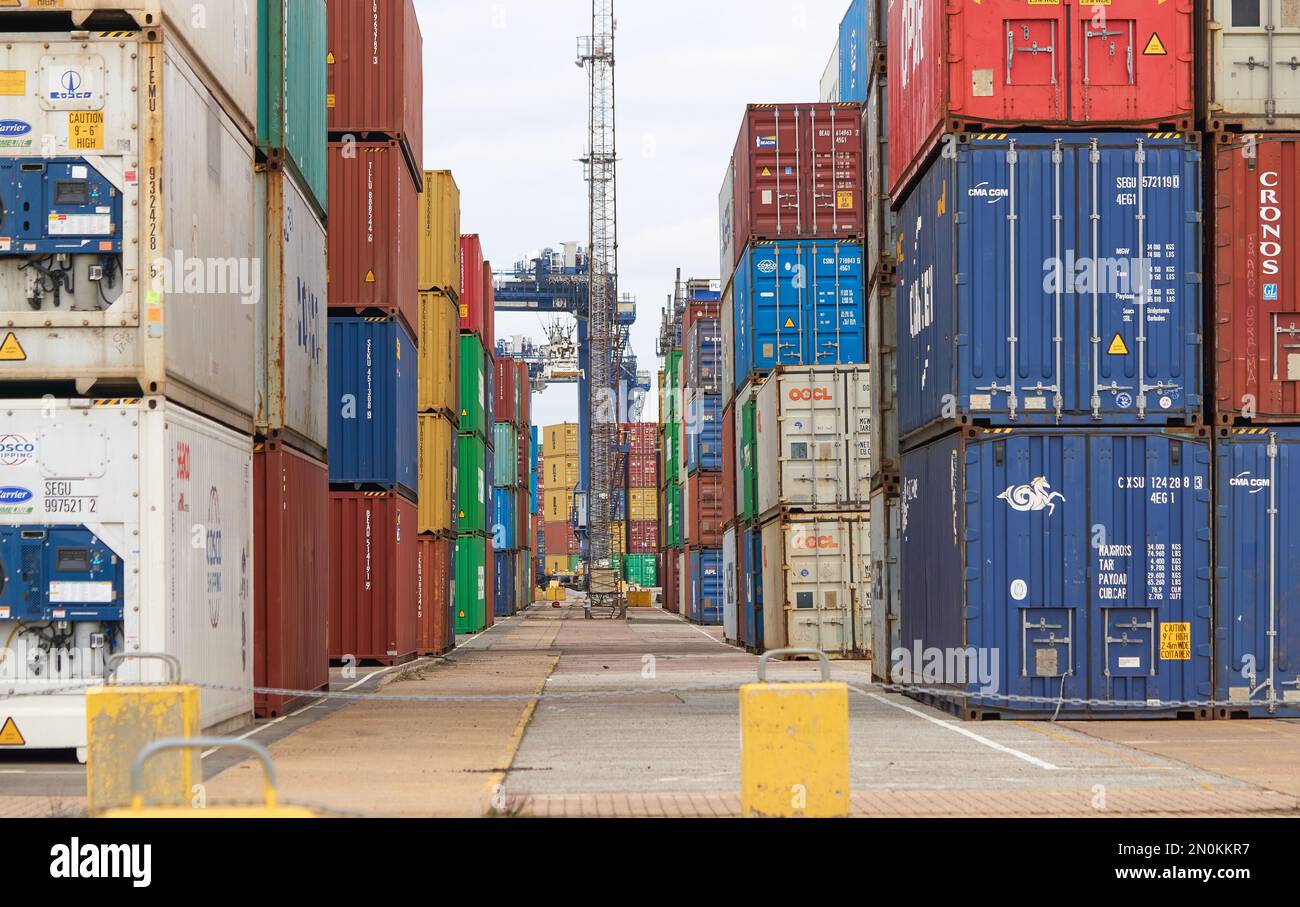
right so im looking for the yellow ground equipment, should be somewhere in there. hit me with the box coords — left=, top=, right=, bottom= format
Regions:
left=739, top=648, right=849, bottom=818
left=98, top=738, right=316, bottom=818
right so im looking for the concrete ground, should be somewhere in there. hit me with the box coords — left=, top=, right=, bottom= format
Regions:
left=2, top=599, right=1299, bottom=818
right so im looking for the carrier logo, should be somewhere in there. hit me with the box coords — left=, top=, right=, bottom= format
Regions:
left=0, top=486, right=34, bottom=515
left=998, top=477, right=1065, bottom=516
left=0, top=120, right=32, bottom=137
left=0, top=435, right=35, bottom=467
left=1230, top=471, right=1269, bottom=494
left=51, top=70, right=92, bottom=100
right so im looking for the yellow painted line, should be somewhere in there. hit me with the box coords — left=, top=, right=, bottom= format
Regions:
left=482, top=654, right=560, bottom=796
left=1011, top=721, right=1216, bottom=791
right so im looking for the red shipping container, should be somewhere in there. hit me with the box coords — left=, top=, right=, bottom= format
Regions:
left=328, top=491, right=418, bottom=664
left=721, top=400, right=736, bottom=528
left=254, top=442, right=329, bottom=718
left=628, top=451, right=657, bottom=489
left=328, top=141, right=418, bottom=334
left=1213, top=133, right=1300, bottom=423
left=628, top=520, right=658, bottom=553
left=682, top=300, right=721, bottom=335
left=517, top=494, right=529, bottom=550
left=545, top=521, right=579, bottom=555
left=684, top=472, right=725, bottom=548
left=483, top=536, right=496, bottom=629
left=517, top=360, right=532, bottom=428
left=494, top=356, right=518, bottom=423
left=459, top=235, right=486, bottom=337
left=416, top=536, right=454, bottom=656
left=729, top=103, right=864, bottom=267
left=482, top=260, right=496, bottom=354
left=327, top=0, right=424, bottom=188
left=888, top=0, right=1195, bottom=202
left=663, top=551, right=678, bottom=614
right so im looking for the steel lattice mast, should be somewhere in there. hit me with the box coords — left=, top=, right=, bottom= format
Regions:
left=577, top=0, right=618, bottom=569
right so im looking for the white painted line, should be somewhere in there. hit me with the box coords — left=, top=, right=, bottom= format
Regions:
left=862, top=692, right=1061, bottom=771
left=0, top=769, right=83, bottom=775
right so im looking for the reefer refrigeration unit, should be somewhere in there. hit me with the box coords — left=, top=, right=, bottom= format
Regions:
left=0, top=399, right=254, bottom=755
left=895, top=132, right=1203, bottom=443
left=899, top=427, right=1212, bottom=719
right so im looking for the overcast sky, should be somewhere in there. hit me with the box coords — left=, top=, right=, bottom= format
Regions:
left=417, top=0, right=846, bottom=428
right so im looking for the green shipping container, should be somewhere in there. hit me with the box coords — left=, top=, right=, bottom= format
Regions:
left=664, top=421, right=680, bottom=487
left=456, top=535, right=489, bottom=634
left=740, top=396, right=758, bottom=523
left=665, top=349, right=683, bottom=423
left=624, top=554, right=657, bottom=587
left=459, top=334, right=488, bottom=439
left=492, top=422, right=519, bottom=487
left=458, top=434, right=489, bottom=534
left=664, top=482, right=682, bottom=548
left=516, top=550, right=532, bottom=607
left=258, top=0, right=328, bottom=219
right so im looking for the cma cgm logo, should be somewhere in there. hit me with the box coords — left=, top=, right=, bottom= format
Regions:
left=51, top=70, right=92, bottom=100
left=0, top=435, right=35, bottom=467
left=788, top=387, right=832, bottom=402
left=0, top=120, right=32, bottom=137
left=899, top=0, right=926, bottom=90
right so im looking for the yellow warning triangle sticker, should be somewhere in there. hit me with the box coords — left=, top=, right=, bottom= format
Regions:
left=761, top=167, right=772, bottom=177
left=0, top=333, right=25, bottom=361
left=784, top=317, right=796, bottom=329
left=0, top=717, right=25, bottom=746
left=365, top=270, right=376, bottom=283
left=326, top=51, right=335, bottom=64
left=1143, top=33, right=1167, bottom=56
left=1108, top=333, right=1130, bottom=356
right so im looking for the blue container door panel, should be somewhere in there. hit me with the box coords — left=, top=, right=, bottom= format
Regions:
left=493, top=488, right=513, bottom=551
left=899, top=432, right=965, bottom=655
left=687, top=394, right=722, bottom=472
left=744, top=529, right=763, bottom=649
left=1216, top=430, right=1300, bottom=715
left=494, top=553, right=515, bottom=617
left=809, top=242, right=865, bottom=365
left=747, top=243, right=809, bottom=378
left=691, top=549, right=723, bottom=626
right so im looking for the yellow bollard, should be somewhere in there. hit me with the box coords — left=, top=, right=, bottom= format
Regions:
left=627, top=590, right=653, bottom=607
left=98, top=738, right=316, bottom=818
left=739, top=648, right=850, bottom=818
left=86, top=653, right=200, bottom=815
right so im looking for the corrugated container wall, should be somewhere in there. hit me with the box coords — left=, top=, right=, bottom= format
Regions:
left=900, top=429, right=1212, bottom=718
left=895, top=133, right=1202, bottom=441
left=739, top=528, right=764, bottom=651
left=887, top=0, right=1195, bottom=200
left=837, top=0, right=870, bottom=104
left=731, top=241, right=866, bottom=392
left=419, top=171, right=462, bottom=296
left=329, top=492, right=418, bottom=664
left=684, top=473, right=725, bottom=547
left=257, top=165, right=328, bottom=460
left=1212, top=134, right=1300, bottom=423
left=494, top=357, right=519, bottom=424
left=870, top=488, right=902, bottom=680
left=0, top=35, right=258, bottom=431
left=418, top=291, right=460, bottom=419
left=493, top=422, right=520, bottom=488
left=328, top=141, right=419, bottom=333
left=418, top=414, right=456, bottom=536
left=865, top=67, right=894, bottom=287
left=327, top=0, right=424, bottom=186
left=328, top=318, right=418, bottom=499
left=1205, top=0, right=1300, bottom=130
left=685, top=390, right=723, bottom=473
left=1215, top=429, right=1300, bottom=717
left=727, top=103, right=865, bottom=265
left=458, top=434, right=490, bottom=535
left=456, top=535, right=491, bottom=634
left=722, top=529, right=739, bottom=642
left=459, top=333, right=489, bottom=438
left=258, top=0, right=328, bottom=218
left=686, top=317, right=722, bottom=393
left=416, top=537, right=455, bottom=656
left=755, top=366, right=872, bottom=519
left=254, top=441, right=329, bottom=717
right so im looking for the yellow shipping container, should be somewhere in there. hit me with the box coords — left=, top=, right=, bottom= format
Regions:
left=542, top=423, right=580, bottom=458
left=545, top=454, right=580, bottom=491
left=544, top=490, right=571, bottom=522
left=418, top=170, right=461, bottom=295
left=546, top=556, right=575, bottom=577
left=417, top=413, right=456, bottom=536
left=417, top=291, right=460, bottom=417
left=629, top=488, right=658, bottom=522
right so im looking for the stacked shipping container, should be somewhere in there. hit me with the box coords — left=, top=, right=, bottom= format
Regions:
left=613, top=423, right=659, bottom=586
left=328, top=0, right=425, bottom=666
left=492, top=356, right=533, bottom=617
left=542, top=423, right=581, bottom=579
left=716, top=93, right=873, bottom=652
left=0, top=0, right=332, bottom=749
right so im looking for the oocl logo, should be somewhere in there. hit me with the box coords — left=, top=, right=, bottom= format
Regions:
left=51, top=70, right=92, bottom=100
left=0, top=435, right=35, bottom=467
left=788, top=387, right=832, bottom=402
left=793, top=534, right=839, bottom=550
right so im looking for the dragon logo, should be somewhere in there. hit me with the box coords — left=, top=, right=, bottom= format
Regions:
left=998, top=477, right=1065, bottom=516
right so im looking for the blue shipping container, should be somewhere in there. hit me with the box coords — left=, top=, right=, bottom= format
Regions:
left=895, top=133, right=1202, bottom=439
left=899, top=428, right=1212, bottom=718
left=530, top=425, right=539, bottom=514
left=328, top=317, right=418, bottom=498
left=685, top=391, right=722, bottom=473
left=686, top=316, right=722, bottom=393
left=1216, top=429, right=1300, bottom=718
left=732, top=240, right=866, bottom=394
left=838, top=0, right=868, bottom=104
left=494, top=551, right=516, bottom=617
left=690, top=548, right=724, bottom=626
left=493, top=487, right=516, bottom=552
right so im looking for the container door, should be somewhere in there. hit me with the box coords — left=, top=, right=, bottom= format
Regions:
left=805, top=104, right=863, bottom=240
left=742, top=107, right=810, bottom=237
left=845, top=366, right=873, bottom=504
left=849, top=515, right=872, bottom=657
left=784, top=520, right=852, bottom=657
left=1210, top=0, right=1300, bottom=122
left=1216, top=430, right=1300, bottom=713
left=748, top=530, right=765, bottom=650
left=776, top=370, right=848, bottom=508
left=1069, top=0, right=1193, bottom=125
left=749, top=243, right=811, bottom=374
left=807, top=242, right=866, bottom=365
left=723, top=530, right=738, bottom=641
left=952, top=1, right=1065, bottom=124
left=1082, top=135, right=1201, bottom=423
left=760, top=520, right=786, bottom=651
